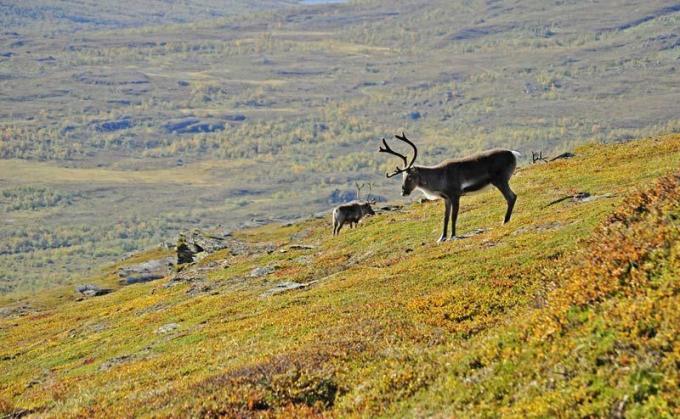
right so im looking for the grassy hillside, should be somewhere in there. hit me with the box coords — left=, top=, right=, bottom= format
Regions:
left=1, top=134, right=678, bottom=417
left=2, top=0, right=680, bottom=294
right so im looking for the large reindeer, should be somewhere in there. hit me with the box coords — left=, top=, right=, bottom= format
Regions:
left=379, top=133, right=520, bottom=242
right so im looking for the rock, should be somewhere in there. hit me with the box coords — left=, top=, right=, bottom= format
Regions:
left=186, top=281, right=215, bottom=297
left=458, top=227, right=487, bottom=239
left=99, top=355, right=134, bottom=371
left=250, top=266, right=276, bottom=278
left=572, top=192, right=591, bottom=202
left=96, top=117, right=133, bottom=132
left=260, top=281, right=314, bottom=298
left=547, top=192, right=614, bottom=207
left=293, top=255, right=314, bottom=264
left=76, top=284, right=112, bottom=297
left=288, top=244, right=316, bottom=250
left=118, top=257, right=174, bottom=285
left=156, top=323, right=179, bottom=334
left=574, top=192, right=613, bottom=203
left=378, top=204, right=403, bottom=212
left=163, top=117, right=225, bottom=134
left=550, top=152, right=576, bottom=161
left=407, top=111, right=422, bottom=120
left=176, top=230, right=233, bottom=264
left=73, top=70, right=149, bottom=86
left=0, top=304, right=33, bottom=318
left=176, top=234, right=195, bottom=264
left=188, top=230, right=232, bottom=253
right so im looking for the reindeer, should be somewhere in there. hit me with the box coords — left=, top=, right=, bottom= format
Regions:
left=332, top=201, right=375, bottom=236
left=332, top=183, right=376, bottom=236
left=379, top=133, right=520, bottom=243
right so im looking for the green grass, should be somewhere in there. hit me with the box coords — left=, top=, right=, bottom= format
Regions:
left=1, top=135, right=678, bottom=416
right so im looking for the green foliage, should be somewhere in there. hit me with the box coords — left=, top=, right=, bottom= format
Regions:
left=0, top=186, right=80, bottom=212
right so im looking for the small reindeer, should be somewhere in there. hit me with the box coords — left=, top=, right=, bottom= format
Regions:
left=379, top=133, right=520, bottom=242
left=332, top=201, right=375, bottom=236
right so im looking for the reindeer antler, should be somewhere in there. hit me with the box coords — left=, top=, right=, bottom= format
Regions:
left=394, top=132, right=418, bottom=168
left=378, top=132, right=419, bottom=178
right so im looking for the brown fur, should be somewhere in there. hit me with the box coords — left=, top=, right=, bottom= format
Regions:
left=332, top=201, right=375, bottom=236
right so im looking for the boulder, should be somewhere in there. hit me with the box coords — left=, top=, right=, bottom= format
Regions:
left=250, top=266, right=276, bottom=278
left=156, top=323, right=179, bottom=334
left=76, top=284, right=112, bottom=297
left=260, top=281, right=311, bottom=298
left=96, top=117, right=133, bottom=132
left=163, top=117, right=225, bottom=134
left=118, top=257, right=174, bottom=285
left=176, top=229, right=239, bottom=265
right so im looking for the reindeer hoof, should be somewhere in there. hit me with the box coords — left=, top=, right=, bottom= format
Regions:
left=437, top=236, right=447, bottom=243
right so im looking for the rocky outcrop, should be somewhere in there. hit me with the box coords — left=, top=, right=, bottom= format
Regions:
left=96, top=117, right=133, bottom=132
left=76, top=284, right=112, bottom=297
left=117, top=257, right=174, bottom=285
left=250, top=266, right=276, bottom=278
left=176, top=229, right=245, bottom=265
left=260, top=281, right=314, bottom=298
left=163, top=117, right=225, bottom=134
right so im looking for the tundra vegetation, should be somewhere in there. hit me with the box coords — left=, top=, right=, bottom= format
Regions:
left=1, top=0, right=680, bottom=294
left=0, top=135, right=678, bottom=416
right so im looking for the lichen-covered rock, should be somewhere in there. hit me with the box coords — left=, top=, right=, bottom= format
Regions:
left=260, top=281, right=310, bottom=298
left=157, top=323, right=179, bottom=334
left=76, top=284, right=112, bottom=297
left=176, top=229, right=245, bottom=265
left=250, top=266, right=276, bottom=278
left=118, top=257, right=174, bottom=285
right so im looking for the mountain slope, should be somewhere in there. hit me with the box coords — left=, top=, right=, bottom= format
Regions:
left=0, top=134, right=679, bottom=417
left=2, top=0, right=680, bottom=295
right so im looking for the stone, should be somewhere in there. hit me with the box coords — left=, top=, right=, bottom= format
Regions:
left=250, top=266, right=276, bottom=278
left=176, top=234, right=194, bottom=264
left=288, top=244, right=316, bottom=250
left=96, top=117, right=133, bottom=132
left=99, top=355, right=134, bottom=371
left=157, top=323, right=179, bottom=334
left=118, top=257, right=174, bottom=285
left=260, top=281, right=313, bottom=298
left=163, top=117, right=225, bottom=134
left=0, top=304, right=33, bottom=318
left=76, top=284, right=112, bottom=297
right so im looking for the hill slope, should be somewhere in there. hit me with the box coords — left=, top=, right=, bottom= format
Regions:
left=1, top=134, right=679, bottom=416
left=2, top=0, right=680, bottom=294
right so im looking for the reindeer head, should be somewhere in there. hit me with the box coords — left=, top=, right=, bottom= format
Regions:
left=362, top=202, right=376, bottom=216
left=378, top=132, right=419, bottom=196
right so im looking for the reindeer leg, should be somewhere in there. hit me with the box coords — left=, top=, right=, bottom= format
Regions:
left=438, top=198, right=452, bottom=243
left=450, top=195, right=460, bottom=239
left=494, top=180, right=517, bottom=224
